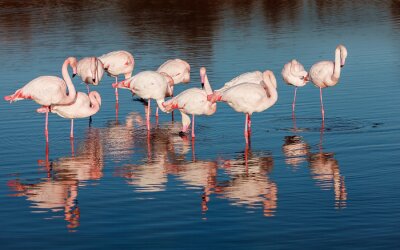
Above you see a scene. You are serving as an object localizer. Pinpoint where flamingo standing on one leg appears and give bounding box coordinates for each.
[99,50,135,103]
[163,67,216,138]
[113,71,173,130]
[208,70,278,144]
[281,59,309,113]
[38,91,101,138]
[4,57,78,142]
[309,44,348,121]
[76,57,104,93]
[156,58,191,118]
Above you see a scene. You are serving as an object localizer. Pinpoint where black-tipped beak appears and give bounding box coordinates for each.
[201,83,204,89]
[341,65,344,68]
[92,78,96,82]
[72,73,76,78]
[104,68,108,71]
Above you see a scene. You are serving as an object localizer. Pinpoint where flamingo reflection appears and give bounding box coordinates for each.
[8,128,104,230]
[216,147,277,217]
[282,135,310,168]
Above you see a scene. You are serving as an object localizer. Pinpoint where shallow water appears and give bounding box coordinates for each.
[0,0,399,249]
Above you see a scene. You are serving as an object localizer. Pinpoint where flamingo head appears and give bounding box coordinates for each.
[68,57,78,76]
[200,67,206,89]
[113,79,131,89]
[207,92,222,103]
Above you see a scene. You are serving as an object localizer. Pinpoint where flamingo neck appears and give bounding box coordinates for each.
[87,92,101,116]
[203,74,213,95]
[332,47,341,83]
[61,57,77,104]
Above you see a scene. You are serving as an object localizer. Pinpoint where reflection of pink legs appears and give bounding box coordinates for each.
[115,77,119,102]
[115,102,119,123]
[248,114,252,134]
[191,115,195,138]
[70,137,75,156]
[292,87,297,113]
[320,87,325,121]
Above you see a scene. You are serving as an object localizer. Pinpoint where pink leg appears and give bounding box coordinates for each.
[244,114,249,144]
[191,115,195,138]
[320,87,325,121]
[115,102,119,123]
[115,77,119,102]
[86,84,90,94]
[292,87,298,113]
[70,119,74,138]
[45,109,49,143]
[171,94,174,122]
[156,107,159,117]
[248,114,252,134]
[70,137,75,156]
[147,99,151,130]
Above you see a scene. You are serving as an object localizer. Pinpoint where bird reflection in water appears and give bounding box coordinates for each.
[282,135,310,168]
[216,146,278,217]
[308,124,347,209]
[7,128,104,231]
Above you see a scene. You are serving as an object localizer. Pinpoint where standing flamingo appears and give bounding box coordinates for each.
[309,45,348,121]
[156,58,191,118]
[99,50,135,102]
[163,67,216,138]
[38,91,101,138]
[281,59,309,113]
[76,57,104,93]
[113,71,173,130]
[4,57,78,142]
[208,70,278,144]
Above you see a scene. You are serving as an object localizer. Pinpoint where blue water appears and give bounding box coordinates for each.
[0,0,399,249]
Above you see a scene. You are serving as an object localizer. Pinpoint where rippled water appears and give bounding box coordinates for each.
[1,0,399,249]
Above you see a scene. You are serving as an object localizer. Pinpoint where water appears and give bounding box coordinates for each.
[0,0,399,249]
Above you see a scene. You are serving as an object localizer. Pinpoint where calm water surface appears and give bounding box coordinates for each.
[0,0,399,249]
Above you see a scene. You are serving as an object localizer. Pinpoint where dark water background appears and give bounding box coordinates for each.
[0,0,399,249]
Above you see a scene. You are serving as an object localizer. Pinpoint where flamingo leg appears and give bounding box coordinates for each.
[292,87,298,113]
[248,114,252,134]
[115,77,119,102]
[191,115,195,138]
[244,114,249,144]
[70,137,75,157]
[156,107,159,117]
[320,87,325,121]
[171,93,174,122]
[147,99,151,130]
[70,119,74,138]
[86,84,90,94]
[45,108,49,143]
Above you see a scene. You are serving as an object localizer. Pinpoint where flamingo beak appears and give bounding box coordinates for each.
[72,73,76,78]
[92,78,96,83]
[341,65,344,68]
[201,82,204,89]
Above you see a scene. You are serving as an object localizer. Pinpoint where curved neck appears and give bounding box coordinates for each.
[332,47,342,82]
[87,92,101,116]
[61,57,77,104]
[204,74,213,95]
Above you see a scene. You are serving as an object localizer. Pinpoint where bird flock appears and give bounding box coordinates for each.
[4,45,347,144]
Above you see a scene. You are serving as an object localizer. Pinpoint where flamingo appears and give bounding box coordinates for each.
[281,59,309,113]
[309,44,348,121]
[99,50,135,102]
[208,70,278,143]
[38,91,101,138]
[4,57,78,142]
[113,71,173,130]
[76,57,104,93]
[163,67,216,138]
[156,58,191,117]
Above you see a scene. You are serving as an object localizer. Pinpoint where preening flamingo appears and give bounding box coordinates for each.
[163,67,216,138]
[4,57,78,142]
[99,50,135,102]
[38,91,101,138]
[309,44,348,121]
[113,71,173,130]
[208,70,278,144]
[156,58,191,117]
[281,59,309,112]
[76,57,104,93]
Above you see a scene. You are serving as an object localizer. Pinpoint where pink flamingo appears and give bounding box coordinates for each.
[156,58,191,117]
[76,57,104,93]
[163,67,216,138]
[99,50,135,102]
[113,71,173,130]
[38,91,101,138]
[309,44,348,121]
[208,70,278,144]
[4,57,78,142]
[281,59,309,113]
